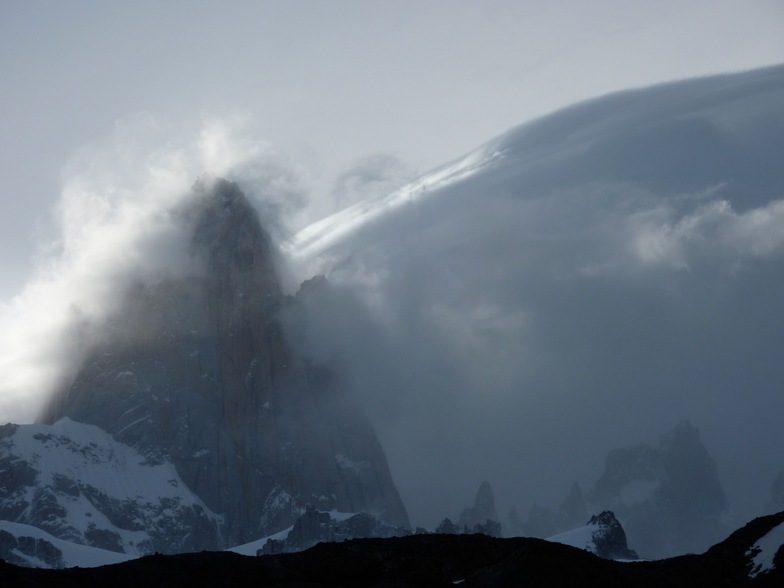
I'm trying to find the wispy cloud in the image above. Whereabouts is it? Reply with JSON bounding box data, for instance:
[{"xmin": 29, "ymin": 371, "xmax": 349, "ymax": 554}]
[
  {"xmin": 0, "ymin": 115, "xmax": 308, "ymax": 423},
  {"xmin": 285, "ymin": 65, "xmax": 784, "ymax": 531}
]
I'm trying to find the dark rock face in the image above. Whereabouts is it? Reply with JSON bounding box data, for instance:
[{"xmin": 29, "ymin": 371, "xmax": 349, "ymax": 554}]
[
  {"xmin": 0, "ymin": 418, "xmax": 223, "ymax": 556},
  {"xmin": 458, "ymin": 482, "xmax": 499, "ymax": 528},
  {"xmin": 546, "ymin": 510, "xmax": 638, "ymax": 560},
  {"xmin": 0, "ymin": 530, "xmax": 64, "ymax": 569},
  {"xmin": 435, "ymin": 518, "xmax": 461, "ymax": 535},
  {"xmin": 433, "ymin": 482, "xmax": 503, "ymax": 538},
  {"xmin": 259, "ymin": 505, "xmax": 409, "ymax": 555},
  {"xmin": 589, "ymin": 420, "xmax": 728, "ymax": 558},
  {"xmin": 434, "ymin": 482, "xmax": 503, "ymax": 537},
  {"xmin": 516, "ymin": 420, "xmax": 728, "ymax": 559},
  {"xmin": 708, "ymin": 511, "xmax": 784, "ymax": 584},
  {"xmin": 42, "ymin": 178, "xmax": 409, "ymax": 547},
  {"xmin": 587, "ymin": 511, "xmax": 638, "ymax": 560}
]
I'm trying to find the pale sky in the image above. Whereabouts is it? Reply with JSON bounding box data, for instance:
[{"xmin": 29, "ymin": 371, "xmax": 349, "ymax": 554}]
[{"xmin": 1, "ymin": 0, "xmax": 782, "ymax": 298}]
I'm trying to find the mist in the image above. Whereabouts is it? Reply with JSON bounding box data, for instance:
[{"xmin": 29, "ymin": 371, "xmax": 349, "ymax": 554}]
[
  {"xmin": 283, "ymin": 64, "xmax": 784, "ymax": 531},
  {"xmin": 0, "ymin": 115, "xmax": 309, "ymax": 423},
  {"xmin": 1, "ymin": 63, "xmax": 783, "ymax": 556}
]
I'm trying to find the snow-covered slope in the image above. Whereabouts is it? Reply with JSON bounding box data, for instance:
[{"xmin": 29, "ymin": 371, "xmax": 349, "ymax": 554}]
[
  {"xmin": 228, "ymin": 510, "xmax": 360, "ymax": 556},
  {"xmin": 0, "ymin": 417, "xmax": 222, "ymax": 558},
  {"xmin": 0, "ymin": 520, "xmax": 134, "ymax": 568},
  {"xmin": 747, "ymin": 518, "xmax": 784, "ymax": 578},
  {"xmin": 229, "ymin": 507, "xmax": 407, "ymax": 556},
  {"xmin": 548, "ymin": 524, "xmax": 600, "ymax": 551},
  {"xmin": 43, "ymin": 179, "xmax": 410, "ymax": 546},
  {"xmin": 547, "ymin": 511, "xmax": 637, "ymax": 560}
]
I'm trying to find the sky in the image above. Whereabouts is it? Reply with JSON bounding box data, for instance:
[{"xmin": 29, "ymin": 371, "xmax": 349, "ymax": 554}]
[
  {"xmin": 1, "ymin": 0, "xmax": 784, "ymax": 549},
  {"xmin": 285, "ymin": 64, "xmax": 784, "ymax": 535},
  {"xmin": 2, "ymin": 0, "xmax": 784, "ymax": 298}
]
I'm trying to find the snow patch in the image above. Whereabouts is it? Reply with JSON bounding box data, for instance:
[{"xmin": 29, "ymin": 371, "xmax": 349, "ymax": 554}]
[
  {"xmin": 228, "ymin": 525, "xmax": 294, "ymax": 556},
  {"xmin": 0, "ymin": 520, "xmax": 135, "ymax": 568},
  {"xmin": 0, "ymin": 418, "xmax": 221, "ymax": 558},
  {"xmin": 547, "ymin": 523, "xmax": 601, "ymax": 553},
  {"xmin": 747, "ymin": 520, "xmax": 784, "ymax": 578},
  {"xmin": 228, "ymin": 510, "xmax": 360, "ymax": 556}
]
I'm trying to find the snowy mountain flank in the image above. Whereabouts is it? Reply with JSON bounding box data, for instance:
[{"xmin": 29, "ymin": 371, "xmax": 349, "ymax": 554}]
[
  {"xmin": 547, "ymin": 511, "xmax": 638, "ymax": 561},
  {"xmin": 0, "ymin": 418, "xmax": 220, "ymax": 559},
  {"xmin": 1, "ymin": 178, "xmax": 408, "ymax": 565}
]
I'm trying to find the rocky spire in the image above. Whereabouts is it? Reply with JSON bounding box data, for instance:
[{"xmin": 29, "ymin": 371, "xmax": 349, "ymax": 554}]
[
  {"xmin": 458, "ymin": 481, "xmax": 500, "ymax": 532},
  {"xmin": 44, "ymin": 178, "xmax": 409, "ymax": 547}
]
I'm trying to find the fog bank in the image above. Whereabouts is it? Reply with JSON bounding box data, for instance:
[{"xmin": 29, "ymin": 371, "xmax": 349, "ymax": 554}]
[{"xmin": 285, "ymin": 65, "xmax": 784, "ymax": 528}]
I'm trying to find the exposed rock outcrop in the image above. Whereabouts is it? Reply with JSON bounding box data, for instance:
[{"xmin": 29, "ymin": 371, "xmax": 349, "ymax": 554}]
[
  {"xmin": 458, "ymin": 481, "xmax": 500, "ymax": 531},
  {"xmin": 585, "ymin": 511, "xmax": 639, "ymax": 560},
  {"xmin": 259, "ymin": 505, "xmax": 409, "ymax": 555},
  {"xmin": 0, "ymin": 529, "xmax": 64, "ymax": 569},
  {"xmin": 0, "ymin": 419, "xmax": 222, "ymax": 555},
  {"xmin": 590, "ymin": 420, "xmax": 728, "ymax": 558},
  {"xmin": 546, "ymin": 510, "xmax": 638, "ymax": 560},
  {"xmin": 41, "ymin": 178, "xmax": 409, "ymax": 548},
  {"xmin": 434, "ymin": 481, "xmax": 503, "ymax": 537},
  {"xmin": 513, "ymin": 420, "xmax": 728, "ymax": 559}
]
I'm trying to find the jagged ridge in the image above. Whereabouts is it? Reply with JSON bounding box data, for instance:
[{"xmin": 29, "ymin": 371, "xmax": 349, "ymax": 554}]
[{"xmin": 38, "ymin": 178, "xmax": 409, "ymax": 549}]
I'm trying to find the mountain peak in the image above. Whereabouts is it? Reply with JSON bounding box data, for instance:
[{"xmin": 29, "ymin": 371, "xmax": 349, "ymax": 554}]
[
  {"xmin": 186, "ymin": 177, "xmax": 277, "ymax": 278},
  {"xmin": 37, "ymin": 178, "xmax": 409, "ymax": 548}
]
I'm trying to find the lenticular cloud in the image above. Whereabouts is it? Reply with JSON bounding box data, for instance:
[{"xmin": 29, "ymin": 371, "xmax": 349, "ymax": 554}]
[{"xmin": 284, "ymin": 64, "xmax": 784, "ymax": 527}]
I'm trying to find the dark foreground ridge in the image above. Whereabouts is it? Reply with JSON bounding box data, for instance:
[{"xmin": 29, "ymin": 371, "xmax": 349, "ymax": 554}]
[{"xmin": 2, "ymin": 512, "xmax": 783, "ymax": 587}]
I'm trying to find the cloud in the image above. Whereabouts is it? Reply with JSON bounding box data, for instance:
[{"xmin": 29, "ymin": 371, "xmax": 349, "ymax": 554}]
[
  {"xmin": 2, "ymin": 64, "xmax": 783, "ymax": 555},
  {"xmin": 331, "ymin": 154, "xmax": 416, "ymax": 212},
  {"xmin": 0, "ymin": 114, "xmax": 309, "ymax": 424},
  {"xmin": 626, "ymin": 191, "xmax": 784, "ymax": 269},
  {"xmin": 284, "ymin": 65, "xmax": 784, "ymax": 532}
]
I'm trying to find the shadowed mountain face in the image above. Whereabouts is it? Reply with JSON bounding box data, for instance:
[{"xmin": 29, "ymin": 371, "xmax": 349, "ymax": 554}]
[
  {"xmin": 43, "ymin": 178, "xmax": 409, "ymax": 546},
  {"xmin": 516, "ymin": 421, "xmax": 728, "ymax": 559},
  {"xmin": 279, "ymin": 65, "xmax": 784, "ymax": 535}
]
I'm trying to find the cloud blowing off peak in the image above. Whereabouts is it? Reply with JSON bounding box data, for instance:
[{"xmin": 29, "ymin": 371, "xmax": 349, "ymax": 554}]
[
  {"xmin": 285, "ymin": 64, "xmax": 784, "ymax": 529},
  {"xmin": 0, "ymin": 116, "xmax": 309, "ymax": 424},
  {"xmin": 1, "ymin": 64, "xmax": 784, "ymax": 548}
]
